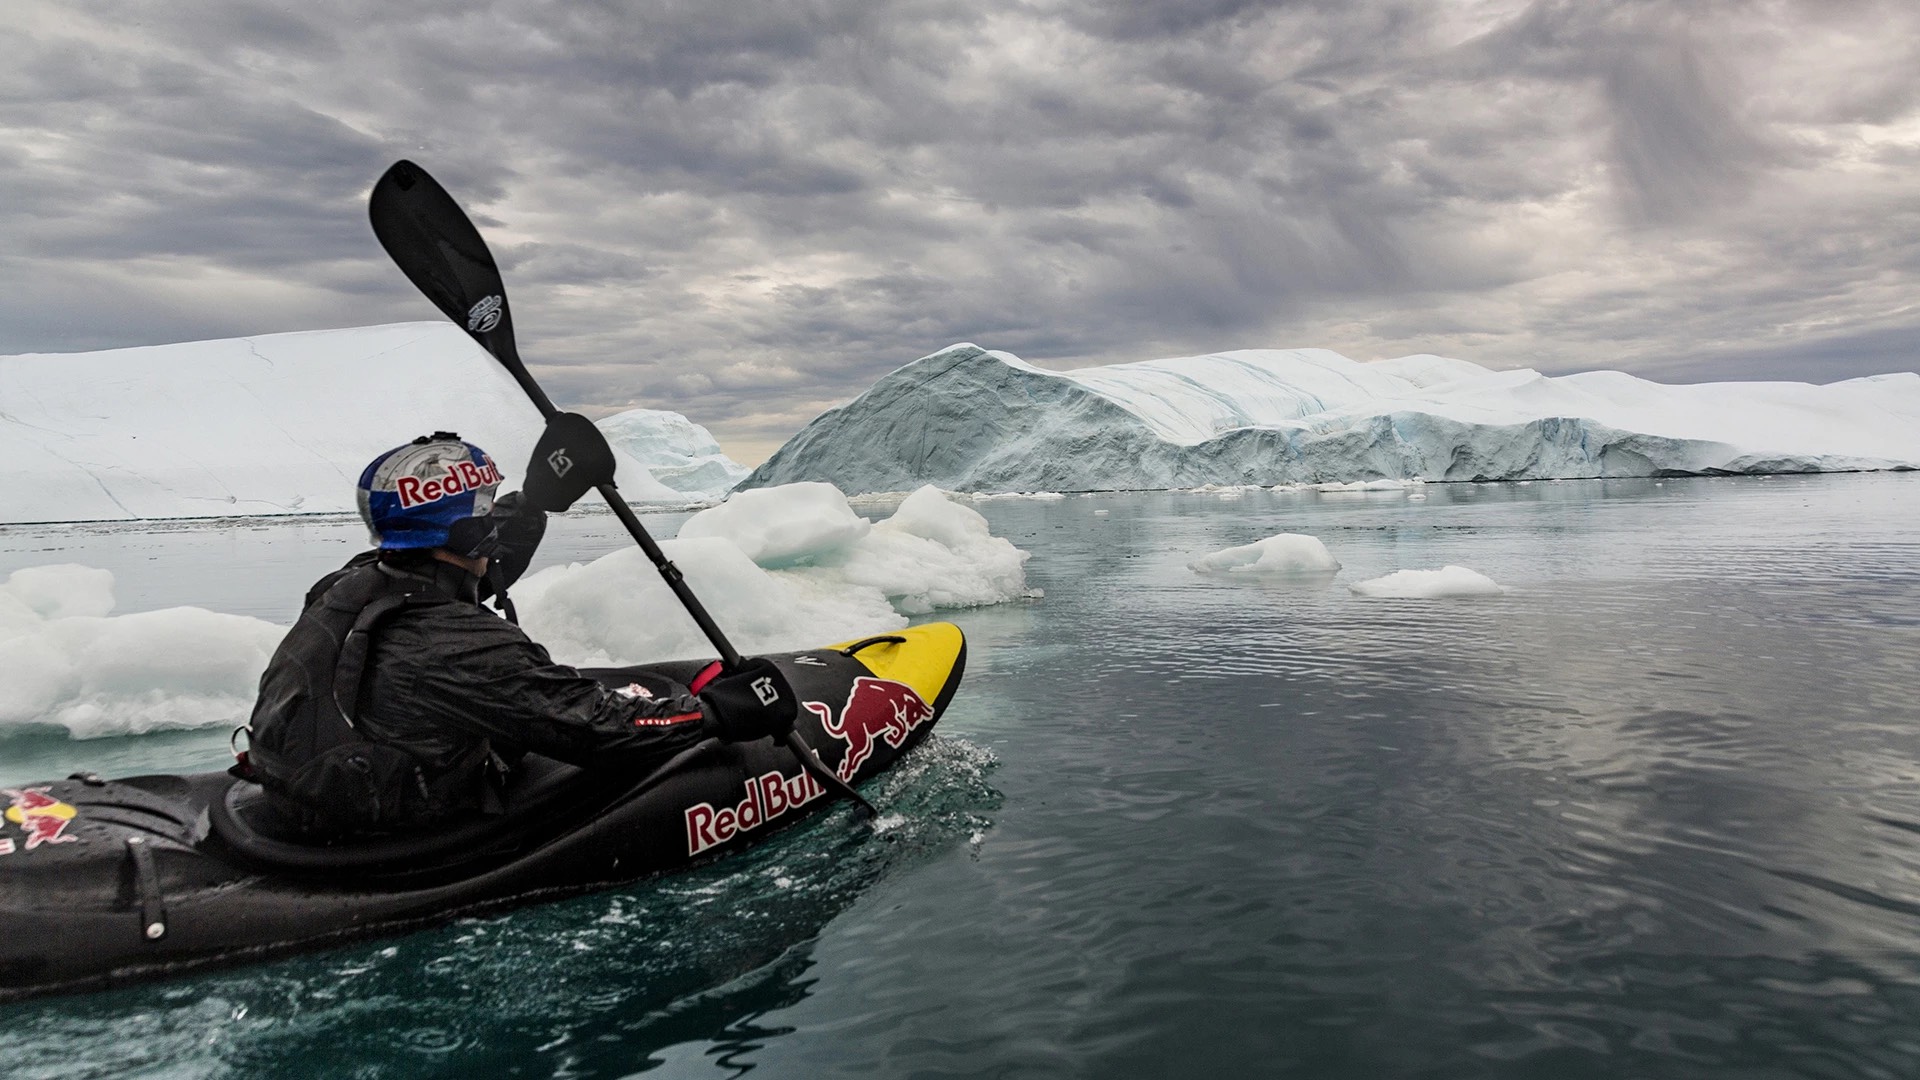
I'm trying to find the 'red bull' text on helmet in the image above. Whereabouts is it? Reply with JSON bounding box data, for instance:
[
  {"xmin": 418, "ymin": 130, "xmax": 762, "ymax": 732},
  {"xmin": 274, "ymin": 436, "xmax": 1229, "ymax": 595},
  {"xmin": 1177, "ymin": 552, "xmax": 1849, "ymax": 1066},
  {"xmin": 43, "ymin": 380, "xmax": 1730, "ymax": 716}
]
[{"xmin": 357, "ymin": 433, "xmax": 503, "ymax": 552}]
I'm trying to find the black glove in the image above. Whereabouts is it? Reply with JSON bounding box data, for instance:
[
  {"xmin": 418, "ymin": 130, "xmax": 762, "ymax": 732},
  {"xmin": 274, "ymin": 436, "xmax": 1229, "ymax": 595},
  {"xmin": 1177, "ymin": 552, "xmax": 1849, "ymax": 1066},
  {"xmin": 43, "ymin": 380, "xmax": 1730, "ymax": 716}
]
[
  {"xmin": 699, "ymin": 658, "xmax": 798, "ymax": 743},
  {"xmin": 468, "ymin": 491, "xmax": 549, "ymax": 612},
  {"xmin": 523, "ymin": 412, "xmax": 617, "ymax": 513}
]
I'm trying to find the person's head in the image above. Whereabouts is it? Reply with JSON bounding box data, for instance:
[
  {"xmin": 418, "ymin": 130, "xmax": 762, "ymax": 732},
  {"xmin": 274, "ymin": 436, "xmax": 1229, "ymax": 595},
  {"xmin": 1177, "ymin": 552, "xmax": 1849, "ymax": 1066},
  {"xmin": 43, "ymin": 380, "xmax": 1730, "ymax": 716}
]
[{"xmin": 357, "ymin": 433, "xmax": 504, "ymax": 573}]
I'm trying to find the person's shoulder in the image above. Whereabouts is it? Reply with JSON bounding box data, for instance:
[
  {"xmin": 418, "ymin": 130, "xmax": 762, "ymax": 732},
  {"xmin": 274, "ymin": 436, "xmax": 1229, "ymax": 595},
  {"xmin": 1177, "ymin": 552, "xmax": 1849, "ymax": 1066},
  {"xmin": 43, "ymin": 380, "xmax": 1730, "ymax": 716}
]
[{"xmin": 302, "ymin": 551, "xmax": 382, "ymax": 610}]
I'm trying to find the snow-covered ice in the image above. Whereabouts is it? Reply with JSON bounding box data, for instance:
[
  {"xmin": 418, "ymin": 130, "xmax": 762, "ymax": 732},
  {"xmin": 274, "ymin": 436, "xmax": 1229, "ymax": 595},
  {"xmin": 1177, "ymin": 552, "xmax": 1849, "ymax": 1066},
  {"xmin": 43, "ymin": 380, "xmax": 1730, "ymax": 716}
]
[
  {"xmin": 596, "ymin": 408, "xmax": 747, "ymax": 500},
  {"xmin": 0, "ymin": 565, "xmax": 285, "ymax": 738},
  {"xmin": 1189, "ymin": 534, "xmax": 1342, "ymax": 576},
  {"xmin": 0, "ymin": 322, "xmax": 687, "ymax": 524},
  {"xmin": 1, "ymin": 485, "xmax": 1032, "ymax": 738},
  {"xmin": 1349, "ymin": 566, "xmax": 1507, "ymax": 598},
  {"xmin": 743, "ymin": 343, "xmax": 1920, "ymax": 494}
]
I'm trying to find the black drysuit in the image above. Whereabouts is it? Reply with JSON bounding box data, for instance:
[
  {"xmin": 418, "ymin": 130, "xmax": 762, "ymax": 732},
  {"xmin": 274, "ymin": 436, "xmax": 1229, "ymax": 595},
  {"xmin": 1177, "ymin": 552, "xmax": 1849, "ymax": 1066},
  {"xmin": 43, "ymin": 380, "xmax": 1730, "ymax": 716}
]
[{"xmin": 250, "ymin": 498, "xmax": 713, "ymax": 833}]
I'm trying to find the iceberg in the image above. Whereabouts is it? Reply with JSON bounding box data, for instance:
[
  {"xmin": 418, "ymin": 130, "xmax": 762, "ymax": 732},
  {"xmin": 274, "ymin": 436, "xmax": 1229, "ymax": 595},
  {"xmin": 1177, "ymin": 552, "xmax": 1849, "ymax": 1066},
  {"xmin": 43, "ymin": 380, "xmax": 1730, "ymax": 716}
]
[
  {"xmin": 596, "ymin": 408, "xmax": 748, "ymax": 500},
  {"xmin": 742, "ymin": 344, "xmax": 1920, "ymax": 493},
  {"xmin": 0, "ymin": 322, "xmax": 685, "ymax": 524}
]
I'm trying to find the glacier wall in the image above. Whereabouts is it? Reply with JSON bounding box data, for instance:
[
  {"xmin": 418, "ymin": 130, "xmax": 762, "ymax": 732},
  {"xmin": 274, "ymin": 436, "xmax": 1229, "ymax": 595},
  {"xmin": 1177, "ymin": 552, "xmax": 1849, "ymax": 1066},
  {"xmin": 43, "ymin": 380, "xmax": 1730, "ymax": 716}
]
[
  {"xmin": 0, "ymin": 323, "xmax": 689, "ymax": 524},
  {"xmin": 742, "ymin": 345, "xmax": 1920, "ymax": 493}
]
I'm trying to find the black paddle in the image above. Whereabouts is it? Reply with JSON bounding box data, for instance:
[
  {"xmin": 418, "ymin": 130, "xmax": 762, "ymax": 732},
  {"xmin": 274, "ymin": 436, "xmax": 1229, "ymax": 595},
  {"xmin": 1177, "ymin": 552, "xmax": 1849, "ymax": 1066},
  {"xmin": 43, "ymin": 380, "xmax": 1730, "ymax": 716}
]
[{"xmin": 367, "ymin": 159, "xmax": 876, "ymax": 820}]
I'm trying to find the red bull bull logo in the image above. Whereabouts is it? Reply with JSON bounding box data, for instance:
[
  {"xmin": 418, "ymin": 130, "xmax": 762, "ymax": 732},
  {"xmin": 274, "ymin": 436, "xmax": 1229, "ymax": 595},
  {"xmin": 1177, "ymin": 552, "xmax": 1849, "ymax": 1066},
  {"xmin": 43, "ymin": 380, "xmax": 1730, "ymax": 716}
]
[
  {"xmin": 685, "ymin": 767, "xmax": 829, "ymax": 856},
  {"xmin": 3, "ymin": 787, "xmax": 79, "ymax": 852},
  {"xmin": 395, "ymin": 456, "xmax": 501, "ymax": 507},
  {"xmin": 816, "ymin": 676, "xmax": 936, "ymax": 782}
]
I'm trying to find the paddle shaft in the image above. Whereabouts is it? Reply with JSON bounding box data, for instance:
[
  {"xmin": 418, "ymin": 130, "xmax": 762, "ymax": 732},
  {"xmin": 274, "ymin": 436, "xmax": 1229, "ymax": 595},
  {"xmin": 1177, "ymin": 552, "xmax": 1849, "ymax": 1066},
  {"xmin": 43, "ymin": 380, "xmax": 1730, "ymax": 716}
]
[{"xmin": 368, "ymin": 160, "xmax": 872, "ymax": 816}]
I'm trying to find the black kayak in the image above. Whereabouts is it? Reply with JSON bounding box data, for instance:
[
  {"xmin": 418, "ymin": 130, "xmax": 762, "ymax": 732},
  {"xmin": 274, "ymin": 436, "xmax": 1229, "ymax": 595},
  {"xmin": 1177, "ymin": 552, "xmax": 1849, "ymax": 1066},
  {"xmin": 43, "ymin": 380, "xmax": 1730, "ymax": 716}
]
[{"xmin": 0, "ymin": 624, "xmax": 964, "ymax": 1002}]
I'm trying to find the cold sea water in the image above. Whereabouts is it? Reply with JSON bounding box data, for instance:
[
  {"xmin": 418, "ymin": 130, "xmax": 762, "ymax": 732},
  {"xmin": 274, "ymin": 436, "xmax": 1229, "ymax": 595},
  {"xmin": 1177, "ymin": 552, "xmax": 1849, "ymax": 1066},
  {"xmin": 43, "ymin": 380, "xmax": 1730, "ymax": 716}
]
[{"xmin": 3, "ymin": 473, "xmax": 1920, "ymax": 1079}]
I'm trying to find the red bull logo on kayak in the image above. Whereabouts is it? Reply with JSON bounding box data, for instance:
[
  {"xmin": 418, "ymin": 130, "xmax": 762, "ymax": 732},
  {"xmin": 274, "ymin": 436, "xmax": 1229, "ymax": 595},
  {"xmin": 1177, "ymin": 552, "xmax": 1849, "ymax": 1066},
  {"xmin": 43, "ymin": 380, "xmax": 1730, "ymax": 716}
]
[
  {"xmin": 3, "ymin": 788, "xmax": 79, "ymax": 853},
  {"xmin": 395, "ymin": 457, "xmax": 501, "ymax": 508},
  {"xmin": 685, "ymin": 768, "xmax": 829, "ymax": 856},
  {"xmin": 816, "ymin": 677, "xmax": 935, "ymax": 781},
  {"xmin": 681, "ymin": 677, "xmax": 935, "ymax": 857}
]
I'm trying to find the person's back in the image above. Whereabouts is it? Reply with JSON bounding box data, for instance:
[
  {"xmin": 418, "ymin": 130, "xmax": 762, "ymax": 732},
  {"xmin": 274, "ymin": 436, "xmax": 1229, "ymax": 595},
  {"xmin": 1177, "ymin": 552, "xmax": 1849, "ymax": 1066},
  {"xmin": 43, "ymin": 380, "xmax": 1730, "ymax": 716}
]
[{"xmin": 238, "ymin": 432, "xmax": 795, "ymax": 838}]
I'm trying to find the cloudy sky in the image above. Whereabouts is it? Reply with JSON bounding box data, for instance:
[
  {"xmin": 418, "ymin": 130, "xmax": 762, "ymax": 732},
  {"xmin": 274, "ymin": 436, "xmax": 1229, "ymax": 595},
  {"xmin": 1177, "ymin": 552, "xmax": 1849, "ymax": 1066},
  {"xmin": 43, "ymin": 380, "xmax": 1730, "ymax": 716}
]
[{"xmin": 5, "ymin": 1, "xmax": 1918, "ymax": 462}]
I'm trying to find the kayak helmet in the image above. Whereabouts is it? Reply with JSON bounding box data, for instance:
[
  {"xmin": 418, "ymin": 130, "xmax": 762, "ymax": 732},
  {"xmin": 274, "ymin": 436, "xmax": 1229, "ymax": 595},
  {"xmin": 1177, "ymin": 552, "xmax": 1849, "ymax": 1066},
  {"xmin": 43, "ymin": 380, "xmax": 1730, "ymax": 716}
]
[{"xmin": 357, "ymin": 433, "xmax": 504, "ymax": 554}]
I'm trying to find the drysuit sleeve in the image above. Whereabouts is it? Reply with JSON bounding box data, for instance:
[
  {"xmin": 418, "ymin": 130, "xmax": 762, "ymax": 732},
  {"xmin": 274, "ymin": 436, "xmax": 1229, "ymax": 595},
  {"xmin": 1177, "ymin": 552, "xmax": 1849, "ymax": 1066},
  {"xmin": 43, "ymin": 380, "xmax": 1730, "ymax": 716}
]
[
  {"xmin": 482, "ymin": 490, "xmax": 547, "ymax": 592},
  {"xmin": 387, "ymin": 606, "xmax": 714, "ymax": 771}
]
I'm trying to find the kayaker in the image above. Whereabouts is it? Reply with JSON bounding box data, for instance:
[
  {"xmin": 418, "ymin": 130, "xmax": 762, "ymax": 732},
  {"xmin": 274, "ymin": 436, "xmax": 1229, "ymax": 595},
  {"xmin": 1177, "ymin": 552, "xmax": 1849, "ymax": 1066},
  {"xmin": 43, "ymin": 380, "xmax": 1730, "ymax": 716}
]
[{"xmin": 237, "ymin": 432, "xmax": 797, "ymax": 838}]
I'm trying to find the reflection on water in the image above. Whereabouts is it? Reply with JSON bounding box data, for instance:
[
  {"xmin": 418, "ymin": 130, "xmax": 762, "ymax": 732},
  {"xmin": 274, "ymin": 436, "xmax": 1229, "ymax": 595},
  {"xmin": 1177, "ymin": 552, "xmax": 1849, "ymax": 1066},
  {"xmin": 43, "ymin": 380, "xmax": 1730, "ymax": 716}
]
[{"xmin": 7, "ymin": 474, "xmax": 1920, "ymax": 1078}]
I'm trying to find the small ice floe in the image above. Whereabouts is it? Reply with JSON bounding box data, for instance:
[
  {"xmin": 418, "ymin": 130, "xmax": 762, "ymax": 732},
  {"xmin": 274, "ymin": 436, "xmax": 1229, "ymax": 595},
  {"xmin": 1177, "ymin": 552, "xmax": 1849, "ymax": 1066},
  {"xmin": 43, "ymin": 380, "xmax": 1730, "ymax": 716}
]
[
  {"xmin": 1349, "ymin": 565, "xmax": 1506, "ymax": 598},
  {"xmin": 1189, "ymin": 534, "xmax": 1341, "ymax": 576},
  {"xmin": 0, "ymin": 564, "xmax": 287, "ymax": 738},
  {"xmin": 1310, "ymin": 478, "xmax": 1424, "ymax": 494},
  {"xmin": 1183, "ymin": 483, "xmax": 1262, "ymax": 498}
]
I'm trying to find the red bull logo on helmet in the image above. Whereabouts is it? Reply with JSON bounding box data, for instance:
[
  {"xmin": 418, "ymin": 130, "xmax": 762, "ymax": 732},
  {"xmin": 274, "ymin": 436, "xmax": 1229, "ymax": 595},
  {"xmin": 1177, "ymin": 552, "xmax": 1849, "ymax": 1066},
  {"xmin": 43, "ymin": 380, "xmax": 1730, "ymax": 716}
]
[
  {"xmin": 3, "ymin": 787, "xmax": 79, "ymax": 852},
  {"xmin": 817, "ymin": 677, "xmax": 935, "ymax": 782},
  {"xmin": 685, "ymin": 767, "xmax": 829, "ymax": 856},
  {"xmin": 395, "ymin": 456, "xmax": 502, "ymax": 508}
]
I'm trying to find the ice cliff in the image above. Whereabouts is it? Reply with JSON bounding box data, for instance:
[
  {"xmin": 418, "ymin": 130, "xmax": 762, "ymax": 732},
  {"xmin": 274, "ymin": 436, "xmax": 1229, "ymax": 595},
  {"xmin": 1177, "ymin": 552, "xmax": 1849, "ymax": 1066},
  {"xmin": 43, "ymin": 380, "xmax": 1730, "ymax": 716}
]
[
  {"xmin": 0, "ymin": 323, "xmax": 713, "ymax": 523},
  {"xmin": 743, "ymin": 345, "xmax": 1920, "ymax": 493}
]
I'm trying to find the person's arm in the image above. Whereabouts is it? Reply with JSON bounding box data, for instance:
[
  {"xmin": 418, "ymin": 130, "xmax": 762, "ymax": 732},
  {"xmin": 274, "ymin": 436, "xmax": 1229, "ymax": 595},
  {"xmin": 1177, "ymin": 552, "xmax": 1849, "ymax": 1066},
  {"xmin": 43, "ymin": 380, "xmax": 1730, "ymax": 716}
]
[
  {"xmin": 483, "ymin": 491, "xmax": 547, "ymax": 592},
  {"xmin": 392, "ymin": 608, "xmax": 710, "ymax": 771}
]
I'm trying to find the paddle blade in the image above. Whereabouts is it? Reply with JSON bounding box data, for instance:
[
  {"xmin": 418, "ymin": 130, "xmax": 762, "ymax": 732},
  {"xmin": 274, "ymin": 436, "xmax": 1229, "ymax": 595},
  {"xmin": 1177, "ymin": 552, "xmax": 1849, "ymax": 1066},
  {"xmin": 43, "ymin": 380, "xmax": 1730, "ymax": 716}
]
[
  {"xmin": 523, "ymin": 412, "xmax": 617, "ymax": 513},
  {"xmin": 369, "ymin": 160, "xmax": 551, "ymax": 413}
]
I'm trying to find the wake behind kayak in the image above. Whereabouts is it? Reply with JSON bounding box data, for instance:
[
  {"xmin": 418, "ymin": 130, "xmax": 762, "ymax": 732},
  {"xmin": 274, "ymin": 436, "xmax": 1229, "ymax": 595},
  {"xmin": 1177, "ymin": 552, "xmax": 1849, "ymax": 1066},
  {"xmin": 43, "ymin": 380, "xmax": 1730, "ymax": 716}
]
[{"xmin": 0, "ymin": 624, "xmax": 964, "ymax": 1002}]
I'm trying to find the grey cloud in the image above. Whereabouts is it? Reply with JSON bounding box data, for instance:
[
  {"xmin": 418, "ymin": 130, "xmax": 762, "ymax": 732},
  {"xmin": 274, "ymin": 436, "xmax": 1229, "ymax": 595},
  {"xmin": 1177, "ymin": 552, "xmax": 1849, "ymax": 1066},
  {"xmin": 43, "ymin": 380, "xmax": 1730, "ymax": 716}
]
[{"xmin": 2, "ymin": 0, "xmax": 1919, "ymax": 459}]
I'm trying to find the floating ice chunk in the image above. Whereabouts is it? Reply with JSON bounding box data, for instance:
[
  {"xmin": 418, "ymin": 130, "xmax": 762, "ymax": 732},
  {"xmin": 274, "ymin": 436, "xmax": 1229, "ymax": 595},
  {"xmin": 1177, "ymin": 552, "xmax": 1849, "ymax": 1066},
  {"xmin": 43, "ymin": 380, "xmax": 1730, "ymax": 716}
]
[
  {"xmin": 513, "ymin": 539, "xmax": 905, "ymax": 666},
  {"xmin": 2, "ymin": 485, "xmax": 1035, "ymax": 734},
  {"xmin": 1184, "ymin": 483, "xmax": 1263, "ymax": 496},
  {"xmin": 1349, "ymin": 566, "xmax": 1506, "ymax": 598},
  {"xmin": 1189, "ymin": 534, "xmax": 1342, "ymax": 576},
  {"xmin": 677, "ymin": 482, "xmax": 871, "ymax": 567},
  {"xmin": 790, "ymin": 485, "xmax": 1036, "ymax": 614},
  {"xmin": 1311, "ymin": 479, "xmax": 1423, "ymax": 493},
  {"xmin": 3, "ymin": 564, "xmax": 115, "ymax": 622},
  {"xmin": 0, "ymin": 565, "xmax": 287, "ymax": 738},
  {"xmin": 518, "ymin": 483, "xmax": 1034, "ymax": 661}
]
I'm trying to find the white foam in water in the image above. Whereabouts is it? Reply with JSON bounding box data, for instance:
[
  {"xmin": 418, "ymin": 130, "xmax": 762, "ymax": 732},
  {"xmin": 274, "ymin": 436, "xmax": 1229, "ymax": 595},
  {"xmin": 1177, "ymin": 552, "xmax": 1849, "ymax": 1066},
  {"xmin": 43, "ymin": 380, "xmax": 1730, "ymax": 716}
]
[
  {"xmin": 1349, "ymin": 565, "xmax": 1506, "ymax": 598},
  {"xmin": 0, "ymin": 565, "xmax": 287, "ymax": 739},
  {"xmin": 1189, "ymin": 534, "xmax": 1342, "ymax": 576}
]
